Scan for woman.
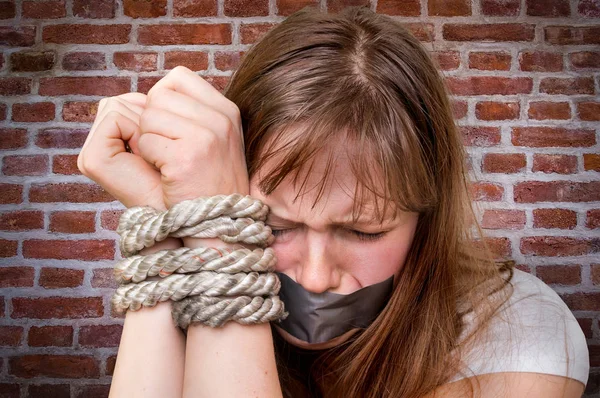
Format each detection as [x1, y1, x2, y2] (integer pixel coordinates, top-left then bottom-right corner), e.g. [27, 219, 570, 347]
[78, 6, 589, 397]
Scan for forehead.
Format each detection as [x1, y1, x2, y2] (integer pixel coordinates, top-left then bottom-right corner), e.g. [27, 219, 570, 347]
[249, 134, 393, 223]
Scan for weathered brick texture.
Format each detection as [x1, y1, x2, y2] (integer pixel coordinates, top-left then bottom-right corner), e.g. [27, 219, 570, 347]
[0, 0, 598, 395]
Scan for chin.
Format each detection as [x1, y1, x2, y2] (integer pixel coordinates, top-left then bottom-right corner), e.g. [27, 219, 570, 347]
[273, 325, 361, 350]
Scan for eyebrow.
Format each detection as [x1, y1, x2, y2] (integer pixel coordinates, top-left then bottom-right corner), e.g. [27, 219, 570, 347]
[265, 213, 391, 228]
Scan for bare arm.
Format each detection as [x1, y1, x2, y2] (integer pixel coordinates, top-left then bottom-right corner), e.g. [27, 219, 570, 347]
[181, 237, 283, 398]
[108, 237, 186, 398]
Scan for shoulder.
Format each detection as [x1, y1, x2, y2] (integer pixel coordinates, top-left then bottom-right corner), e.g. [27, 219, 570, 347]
[449, 268, 590, 388]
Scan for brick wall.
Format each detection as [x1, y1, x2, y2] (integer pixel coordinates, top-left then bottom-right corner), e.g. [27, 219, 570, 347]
[0, 0, 599, 396]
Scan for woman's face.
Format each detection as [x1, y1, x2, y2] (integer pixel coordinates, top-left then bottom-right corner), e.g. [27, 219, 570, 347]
[249, 140, 419, 350]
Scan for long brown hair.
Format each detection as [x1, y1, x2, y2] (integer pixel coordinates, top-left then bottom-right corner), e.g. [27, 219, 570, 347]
[224, 6, 516, 397]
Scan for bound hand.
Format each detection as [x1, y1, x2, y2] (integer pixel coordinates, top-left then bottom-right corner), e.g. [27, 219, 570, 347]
[138, 66, 249, 209]
[77, 92, 167, 210]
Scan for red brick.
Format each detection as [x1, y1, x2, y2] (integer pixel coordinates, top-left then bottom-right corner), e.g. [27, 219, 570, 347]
[518, 51, 563, 72]
[532, 154, 577, 174]
[79, 325, 122, 347]
[578, 101, 600, 121]
[164, 51, 208, 71]
[39, 267, 85, 288]
[0, 297, 3, 317]
[468, 51, 511, 71]
[521, 236, 592, 256]
[512, 127, 595, 147]
[75, 385, 111, 398]
[23, 239, 114, 260]
[576, 318, 593, 338]
[0, 211, 44, 231]
[22, 1, 66, 18]
[481, 0, 520, 16]
[240, 23, 277, 44]
[432, 51, 460, 70]
[214, 51, 245, 71]
[587, 210, 600, 229]
[0, 266, 35, 287]
[584, 154, 600, 171]
[0, 26, 35, 46]
[197, 75, 229, 92]
[0, 239, 18, 257]
[451, 100, 468, 119]
[39, 77, 130, 96]
[481, 237, 512, 259]
[30, 183, 114, 203]
[12, 297, 104, 319]
[0, 184, 23, 204]
[9, 355, 100, 378]
[173, 0, 217, 16]
[569, 52, 600, 69]
[578, 0, 600, 18]
[475, 101, 519, 120]
[0, 326, 23, 346]
[527, 0, 570, 16]
[138, 24, 232, 45]
[481, 209, 526, 230]
[528, 101, 571, 120]
[62, 101, 98, 122]
[0, 1, 16, 19]
[36, 128, 88, 149]
[327, 0, 369, 14]
[225, 0, 269, 16]
[62, 52, 106, 71]
[91, 267, 118, 288]
[536, 265, 581, 285]
[276, 0, 319, 16]
[428, 0, 471, 16]
[482, 153, 526, 173]
[561, 292, 600, 311]
[592, 264, 600, 283]
[0, 128, 27, 149]
[43, 24, 131, 44]
[113, 51, 157, 71]
[2, 155, 49, 176]
[469, 182, 504, 201]
[0, 77, 31, 95]
[73, 0, 115, 18]
[10, 51, 55, 72]
[461, 126, 501, 147]
[12, 102, 55, 122]
[443, 23, 535, 42]
[514, 181, 600, 203]
[404, 23, 435, 42]
[446, 77, 533, 95]
[106, 355, 117, 375]
[29, 384, 70, 397]
[100, 209, 124, 231]
[49, 211, 95, 233]
[545, 26, 600, 45]
[52, 154, 81, 175]
[0, 103, 6, 120]
[533, 208, 578, 229]
[137, 76, 161, 94]
[28, 325, 73, 347]
[124, 0, 167, 18]
[540, 77, 595, 95]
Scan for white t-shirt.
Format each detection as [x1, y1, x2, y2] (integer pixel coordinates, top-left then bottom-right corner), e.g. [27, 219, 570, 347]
[448, 268, 590, 387]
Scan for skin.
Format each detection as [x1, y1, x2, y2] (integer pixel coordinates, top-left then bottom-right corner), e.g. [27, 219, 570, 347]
[249, 135, 420, 350]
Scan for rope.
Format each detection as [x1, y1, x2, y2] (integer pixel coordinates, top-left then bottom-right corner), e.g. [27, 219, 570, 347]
[111, 193, 288, 330]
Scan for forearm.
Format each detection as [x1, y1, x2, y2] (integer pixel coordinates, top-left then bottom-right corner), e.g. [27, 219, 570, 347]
[109, 237, 186, 398]
[181, 237, 283, 398]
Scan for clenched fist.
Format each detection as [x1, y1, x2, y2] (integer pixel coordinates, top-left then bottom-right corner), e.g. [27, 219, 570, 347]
[138, 66, 250, 209]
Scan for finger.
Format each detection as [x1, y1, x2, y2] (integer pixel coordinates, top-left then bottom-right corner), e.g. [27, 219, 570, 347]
[83, 95, 144, 155]
[139, 107, 211, 141]
[86, 111, 141, 162]
[145, 87, 232, 136]
[146, 66, 239, 130]
[136, 132, 177, 171]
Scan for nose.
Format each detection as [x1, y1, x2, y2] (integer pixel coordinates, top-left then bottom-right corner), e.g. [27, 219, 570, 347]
[295, 230, 342, 294]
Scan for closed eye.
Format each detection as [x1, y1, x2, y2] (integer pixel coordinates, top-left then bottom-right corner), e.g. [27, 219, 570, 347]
[270, 228, 386, 243]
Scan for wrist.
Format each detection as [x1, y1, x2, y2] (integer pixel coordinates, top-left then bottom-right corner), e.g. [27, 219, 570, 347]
[138, 236, 183, 255]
